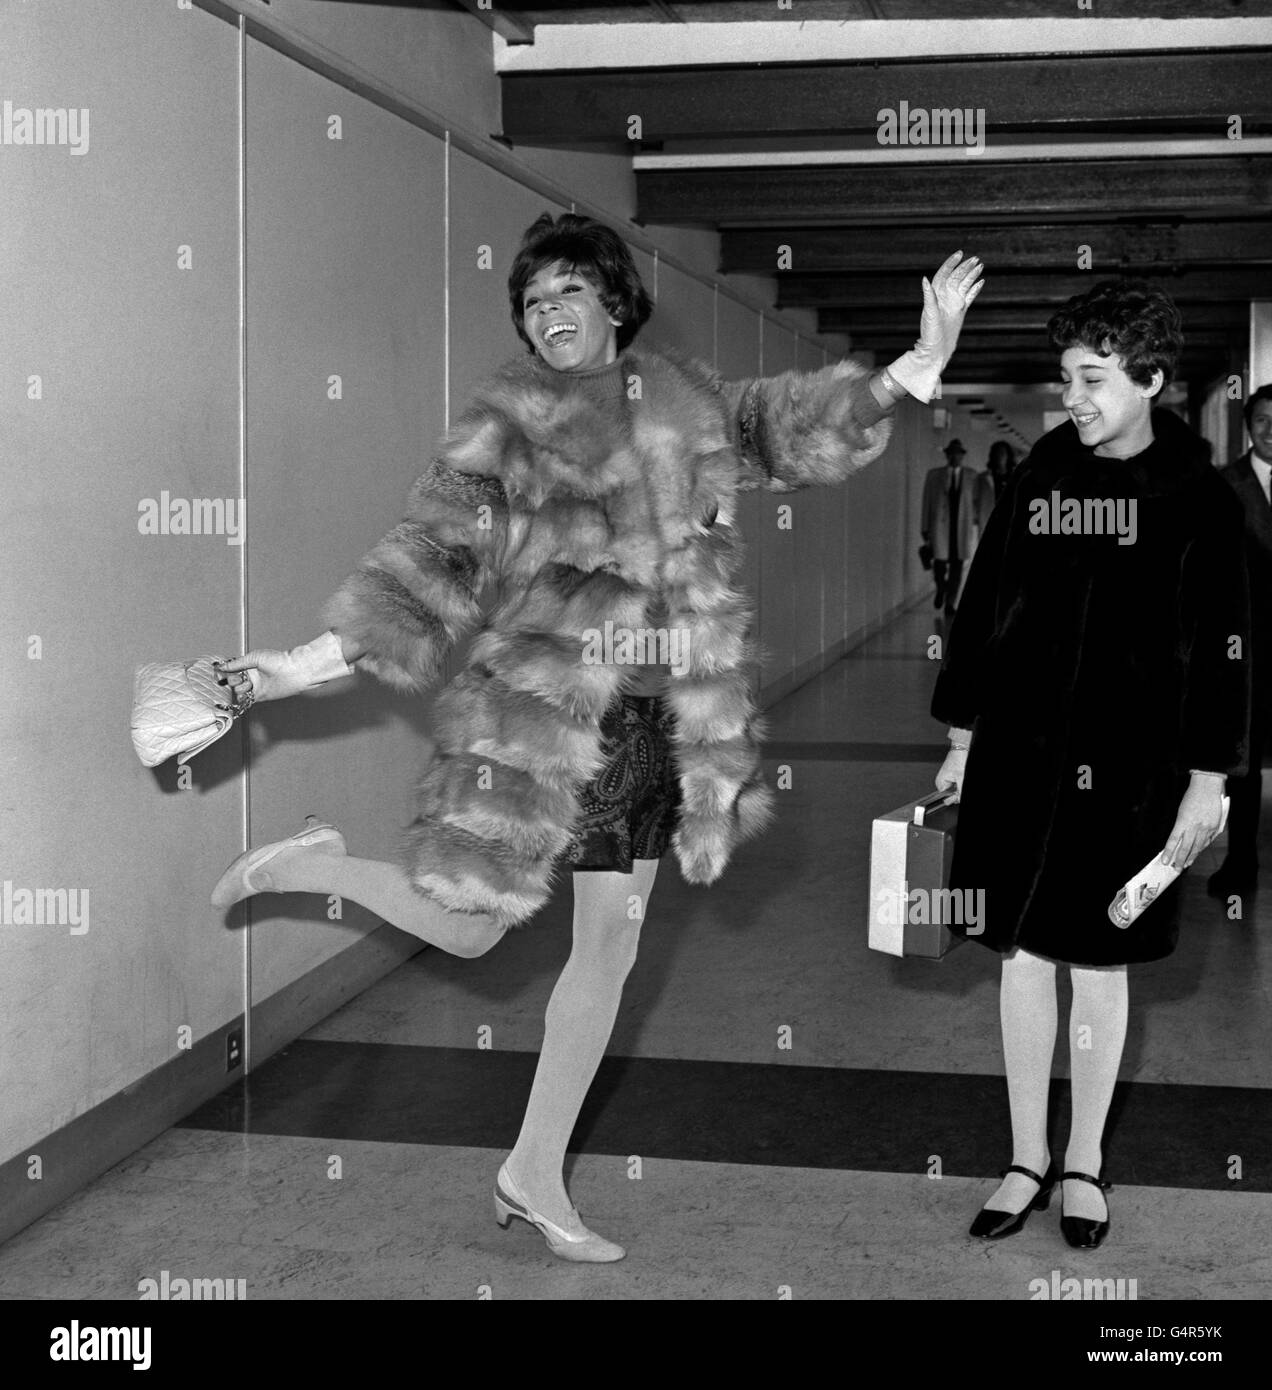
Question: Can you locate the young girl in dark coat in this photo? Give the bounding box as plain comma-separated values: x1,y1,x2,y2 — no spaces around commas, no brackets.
209,214,984,1261
933,279,1250,1249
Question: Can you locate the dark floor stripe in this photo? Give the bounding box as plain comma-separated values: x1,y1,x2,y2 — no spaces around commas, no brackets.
765,741,950,762
177,1043,1272,1192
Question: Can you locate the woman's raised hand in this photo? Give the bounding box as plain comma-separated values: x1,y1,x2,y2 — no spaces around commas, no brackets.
886,251,985,403
921,250,985,364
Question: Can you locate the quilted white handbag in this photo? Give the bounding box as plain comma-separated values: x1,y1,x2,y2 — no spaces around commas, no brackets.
130,656,254,767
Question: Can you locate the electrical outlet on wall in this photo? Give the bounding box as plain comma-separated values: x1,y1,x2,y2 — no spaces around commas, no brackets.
226,1027,243,1073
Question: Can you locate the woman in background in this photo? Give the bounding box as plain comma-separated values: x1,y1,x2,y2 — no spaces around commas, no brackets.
975,439,1016,530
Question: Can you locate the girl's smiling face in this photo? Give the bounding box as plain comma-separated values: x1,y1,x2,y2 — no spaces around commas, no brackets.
1059,344,1163,458
521,262,621,373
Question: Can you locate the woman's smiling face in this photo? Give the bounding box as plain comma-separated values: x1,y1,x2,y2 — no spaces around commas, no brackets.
1059,344,1163,458
521,261,621,373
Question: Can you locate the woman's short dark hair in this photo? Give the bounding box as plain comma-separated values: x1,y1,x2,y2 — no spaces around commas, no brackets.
508,213,653,353
1244,382,1272,429
1047,278,1184,396
988,440,1015,471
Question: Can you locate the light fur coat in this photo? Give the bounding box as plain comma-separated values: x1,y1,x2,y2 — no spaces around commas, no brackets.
324,345,892,926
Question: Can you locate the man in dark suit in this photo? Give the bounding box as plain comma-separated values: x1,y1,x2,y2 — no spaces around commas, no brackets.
1210,383,1272,900
921,439,977,618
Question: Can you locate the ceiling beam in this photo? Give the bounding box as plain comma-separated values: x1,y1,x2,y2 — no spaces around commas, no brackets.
500,50,1272,145
495,9,1272,75
776,266,1272,308
938,350,1229,379
855,339,1230,355
722,221,1272,275
822,304,1253,335
638,157,1272,224
857,330,1238,353
449,0,536,46
940,366,1227,386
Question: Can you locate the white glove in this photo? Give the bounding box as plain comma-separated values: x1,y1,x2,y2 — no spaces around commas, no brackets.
887,251,985,404
214,631,354,704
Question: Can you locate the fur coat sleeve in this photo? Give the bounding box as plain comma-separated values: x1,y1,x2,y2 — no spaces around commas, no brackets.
322,426,510,694
719,360,894,493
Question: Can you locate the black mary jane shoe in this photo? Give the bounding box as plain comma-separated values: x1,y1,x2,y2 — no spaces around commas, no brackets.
969,1163,1057,1240
1060,1171,1113,1250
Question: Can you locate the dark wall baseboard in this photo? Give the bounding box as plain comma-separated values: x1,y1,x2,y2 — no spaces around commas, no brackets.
0,921,424,1248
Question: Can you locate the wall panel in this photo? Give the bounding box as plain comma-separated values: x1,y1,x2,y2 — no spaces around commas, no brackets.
644,262,715,364
0,0,242,1160
756,322,800,687
243,39,447,1005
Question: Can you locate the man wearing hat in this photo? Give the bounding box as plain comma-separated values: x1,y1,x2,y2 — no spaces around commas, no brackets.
921,438,977,617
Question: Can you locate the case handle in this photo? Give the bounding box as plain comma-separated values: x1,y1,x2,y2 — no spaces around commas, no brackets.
913,790,958,826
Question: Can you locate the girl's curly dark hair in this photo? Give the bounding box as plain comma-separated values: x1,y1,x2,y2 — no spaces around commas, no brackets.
1047,278,1184,396
508,213,653,353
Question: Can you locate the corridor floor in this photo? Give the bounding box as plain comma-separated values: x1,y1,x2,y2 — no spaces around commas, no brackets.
3,603,1270,1300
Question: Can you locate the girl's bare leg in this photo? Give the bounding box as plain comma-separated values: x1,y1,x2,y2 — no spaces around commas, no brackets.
1064,962,1128,1221
984,946,1058,1211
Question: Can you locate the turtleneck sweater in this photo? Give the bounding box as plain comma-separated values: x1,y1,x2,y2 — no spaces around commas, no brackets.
567,355,628,401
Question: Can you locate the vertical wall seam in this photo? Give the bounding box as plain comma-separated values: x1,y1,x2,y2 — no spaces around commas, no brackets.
237,14,253,1076
712,283,718,371
443,129,451,432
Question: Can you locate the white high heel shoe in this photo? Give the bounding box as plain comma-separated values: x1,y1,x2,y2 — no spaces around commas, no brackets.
493,1163,625,1263
210,816,346,908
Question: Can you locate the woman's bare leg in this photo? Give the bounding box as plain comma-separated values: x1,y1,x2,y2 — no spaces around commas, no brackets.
250,846,507,958
503,858,659,1229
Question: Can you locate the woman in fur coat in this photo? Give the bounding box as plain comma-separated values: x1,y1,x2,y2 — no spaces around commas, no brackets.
932,279,1249,1251
211,213,984,1261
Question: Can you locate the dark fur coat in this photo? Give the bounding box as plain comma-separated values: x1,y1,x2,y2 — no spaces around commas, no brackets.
325,346,891,926
932,409,1250,965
